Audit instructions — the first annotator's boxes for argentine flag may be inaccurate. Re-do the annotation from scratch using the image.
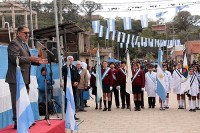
[123,17,132,30]
[107,19,115,32]
[98,25,104,37]
[176,5,189,13]
[156,49,166,101]
[117,32,121,42]
[92,20,100,33]
[96,49,103,103]
[156,11,168,18]
[65,67,78,131]
[16,66,34,133]
[140,14,148,28]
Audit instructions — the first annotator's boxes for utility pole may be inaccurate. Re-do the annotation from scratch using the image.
[29,0,34,48]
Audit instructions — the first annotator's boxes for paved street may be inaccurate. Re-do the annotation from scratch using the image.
[72,92,200,133]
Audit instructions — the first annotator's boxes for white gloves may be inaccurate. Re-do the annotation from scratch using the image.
[110,86,113,91]
[141,88,145,91]
[116,86,120,90]
[90,87,93,90]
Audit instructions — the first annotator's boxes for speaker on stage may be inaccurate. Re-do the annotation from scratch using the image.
[46,41,58,63]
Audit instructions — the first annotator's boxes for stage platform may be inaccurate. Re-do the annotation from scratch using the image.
[0,119,65,133]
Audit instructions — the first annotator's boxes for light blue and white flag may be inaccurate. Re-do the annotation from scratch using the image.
[144,38,148,47]
[126,34,130,44]
[123,17,132,30]
[120,43,124,48]
[156,49,166,101]
[117,32,121,42]
[126,51,132,94]
[106,28,110,40]
[96,49,103,103]
[65,67,78,131]
[135,36,139,46]
[176,5,189,13]
[137,42,141,48]
[176,39,181,45]
[112,31,116,41]
[98,25,104,37]
[156,11,168,18]
[16,66,34,133]
[92,20,100,33]
[131,35,135,48]
[126,34,130,49]
[122,32,126,43]
[140,14,148,28]
[151,39,154,47]
[107,19,115,32]
[141,37,144,47]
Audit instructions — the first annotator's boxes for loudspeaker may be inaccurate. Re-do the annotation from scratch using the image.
[46,42,58,63]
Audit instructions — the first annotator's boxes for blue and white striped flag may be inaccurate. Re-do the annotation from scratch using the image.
[96,49,103,103]
[137,42,141,48]
[106,28,110,40]
[92,20,100,33]
[107,19,115,32]
[65,67,78,131]
[156,11,168,18]
[176,5,189,13]
[135,36,139,45]
[16,66,34,133]
[117,32,121,42]
[176,39,181,45]
[112,31,116,41]
[99,25,104,37]
[120,43,123,48]
[141,37,144,47]
[156,49,166,101]
[151,39,154,47]
[144,38,148,47]
[131,35,135,48]
[140,14,148,28]
[122,32,126,43]
[123,17,132,30]
[126,34,130,49]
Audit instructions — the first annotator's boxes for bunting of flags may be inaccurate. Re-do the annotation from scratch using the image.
[176,5,189,13]
[107,19,115,32]
[140,14,148,28]
[156,11,168,18]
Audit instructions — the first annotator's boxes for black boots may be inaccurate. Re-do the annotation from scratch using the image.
[134,101,141,111]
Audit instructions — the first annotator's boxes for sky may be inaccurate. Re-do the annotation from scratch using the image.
[1,0,200,22]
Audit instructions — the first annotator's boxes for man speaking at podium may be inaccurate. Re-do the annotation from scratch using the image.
[5,25,48,129]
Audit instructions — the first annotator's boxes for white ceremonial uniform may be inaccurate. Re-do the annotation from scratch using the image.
[172,69,182,94]
[163,70,172,93]
[189,74,199,96]
[145,71,157,97]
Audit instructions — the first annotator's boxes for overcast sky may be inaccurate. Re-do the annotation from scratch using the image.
[2,0,200,22]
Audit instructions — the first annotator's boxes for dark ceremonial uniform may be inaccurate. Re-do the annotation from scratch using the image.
[116,68,130,108]
[101,68,113,93]
[111,68,120,108]
[90,72,97,95]
[132,69,145,94]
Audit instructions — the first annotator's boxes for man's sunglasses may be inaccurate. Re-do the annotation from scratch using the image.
[21,32,30,35]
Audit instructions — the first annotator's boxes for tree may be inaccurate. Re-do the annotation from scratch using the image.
[173,11,200,42]
[79,0,102,21]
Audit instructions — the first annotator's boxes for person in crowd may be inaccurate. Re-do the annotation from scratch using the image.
[163,64,172,109]
[37,67,54,104]
[90,66,102,110]
[62,56,80,120]
[81,62,91,107]
[76,61,88,112]
[101,61,113,111]
[116,61,130,109]
[187,68,199,112]
[5,25,47,129]
[193,65,200,110]
[172,62,185,109]
[109,62,120,109]
[145,64,157,109]
[132,62,145,111]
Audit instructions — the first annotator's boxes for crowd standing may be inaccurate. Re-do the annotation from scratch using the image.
[61,56,200,114]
